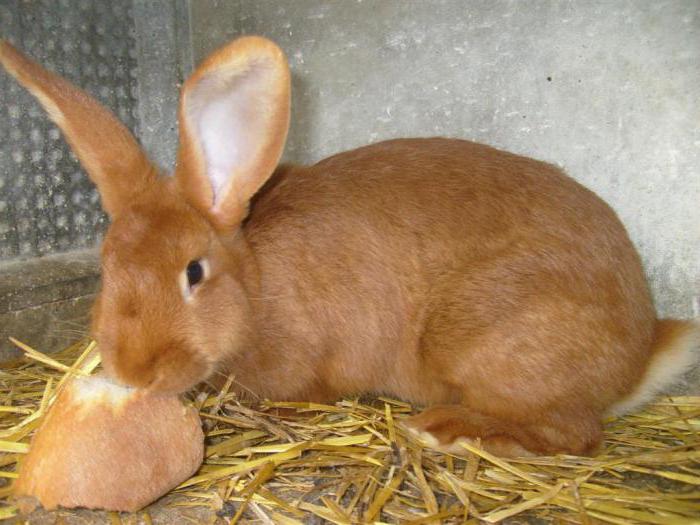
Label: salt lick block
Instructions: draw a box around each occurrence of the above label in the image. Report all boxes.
[14,375,204,513]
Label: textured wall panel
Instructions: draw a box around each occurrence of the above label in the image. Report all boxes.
[0,0,139,260]
[132,0,192,172]
[189,0,700,318]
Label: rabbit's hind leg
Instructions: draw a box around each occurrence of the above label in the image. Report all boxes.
[406,281,623,456]
[402,404,602,457]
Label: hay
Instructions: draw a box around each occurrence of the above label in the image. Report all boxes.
[0,339,699,524]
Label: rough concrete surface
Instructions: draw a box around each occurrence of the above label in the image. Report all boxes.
[131,0,193,172]
[189,0,700,319]
[0,249,99,360]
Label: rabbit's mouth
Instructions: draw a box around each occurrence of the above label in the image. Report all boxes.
[102,339,211,396]
[147,362,209,395]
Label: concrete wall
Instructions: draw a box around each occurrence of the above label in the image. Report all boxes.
[189,0,699,319]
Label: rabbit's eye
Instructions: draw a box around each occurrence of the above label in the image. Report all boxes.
[179,259,209,301]
[186,260,204,287]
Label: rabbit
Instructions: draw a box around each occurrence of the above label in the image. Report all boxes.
[1,36,697,457]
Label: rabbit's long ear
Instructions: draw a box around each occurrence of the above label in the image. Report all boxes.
[0,41,155,218]
[176,36,291,230]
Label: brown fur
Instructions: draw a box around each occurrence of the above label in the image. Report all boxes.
[2,37,696,458]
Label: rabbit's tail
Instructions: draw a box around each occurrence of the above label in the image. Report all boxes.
[608,318,700,416]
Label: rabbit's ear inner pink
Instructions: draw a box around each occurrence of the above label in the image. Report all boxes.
[176,36,291,230]
[0,41,156,218]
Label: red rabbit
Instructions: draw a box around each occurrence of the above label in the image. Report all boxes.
[2,36,696,456]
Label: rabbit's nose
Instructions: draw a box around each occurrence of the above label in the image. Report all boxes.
[139,342,210,395]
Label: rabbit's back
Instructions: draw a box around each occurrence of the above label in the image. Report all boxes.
[250,138,634,264]
[242,138,654,404]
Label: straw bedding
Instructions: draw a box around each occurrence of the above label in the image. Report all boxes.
[0,339,698,524]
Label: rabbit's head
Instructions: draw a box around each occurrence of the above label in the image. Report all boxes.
[0,37,291,393]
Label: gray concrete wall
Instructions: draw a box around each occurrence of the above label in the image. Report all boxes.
[189,0,699,319]
[0,249,99,360]
[132,0,193,171]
